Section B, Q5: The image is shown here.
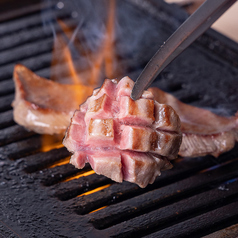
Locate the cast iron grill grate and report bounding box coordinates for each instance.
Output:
[0,0,238,237]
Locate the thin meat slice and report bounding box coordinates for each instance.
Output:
[12,65,94,135]
[149,87,238,157]
[63,76,182,188]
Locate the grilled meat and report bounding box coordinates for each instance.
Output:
[12,65,93,135]
[149,87,238,157]
[63,76,182,187]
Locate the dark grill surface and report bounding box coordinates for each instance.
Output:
[0,0,238,237]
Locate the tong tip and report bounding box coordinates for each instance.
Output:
[131,81,143,101]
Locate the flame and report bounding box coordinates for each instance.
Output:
[40,134,64,152]
[89,206,107,214]
[48,157,70,168]
[63,170,95,182]
[51,19,85,84]
[88,0,118,85]
[40,1,121,172]
[51,0,120,87]
[78,184,111,197]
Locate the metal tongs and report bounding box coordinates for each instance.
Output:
[131,0,236,100]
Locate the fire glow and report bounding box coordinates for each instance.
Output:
[40,0,121,153]
[50,0,120,87]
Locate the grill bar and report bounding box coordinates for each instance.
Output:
[0,111,14,129]
[0,94,14,112]
[87,158,238,228]
[0,135,41,160]
[102,180,238,237]
[65,152,237,215]
[0,125,35,146]
[53,173,112,201]
[0,53,52,80]
[23,147,70,173]
[0,38,53,66]
[146,200,238,238]
[37,163,91,186]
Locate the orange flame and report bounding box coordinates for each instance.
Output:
[78,184,111,197]
[40,1,121,170]
[51,19,85,84]
[40,134,64,152]
[63,170,95,182]
[51,0,120,86]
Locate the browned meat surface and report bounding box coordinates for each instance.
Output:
[12,65,94,135]
[149,88,238,157]
[63,77,182,188]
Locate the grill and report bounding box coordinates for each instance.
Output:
[0,0,238,237]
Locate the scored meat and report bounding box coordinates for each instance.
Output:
[149,87,238,157]
[63,76,182,188]
[12,65,94,134]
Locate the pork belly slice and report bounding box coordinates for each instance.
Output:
[149,87,238,157]
[12,64,94,134]
[64,76,182,188]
